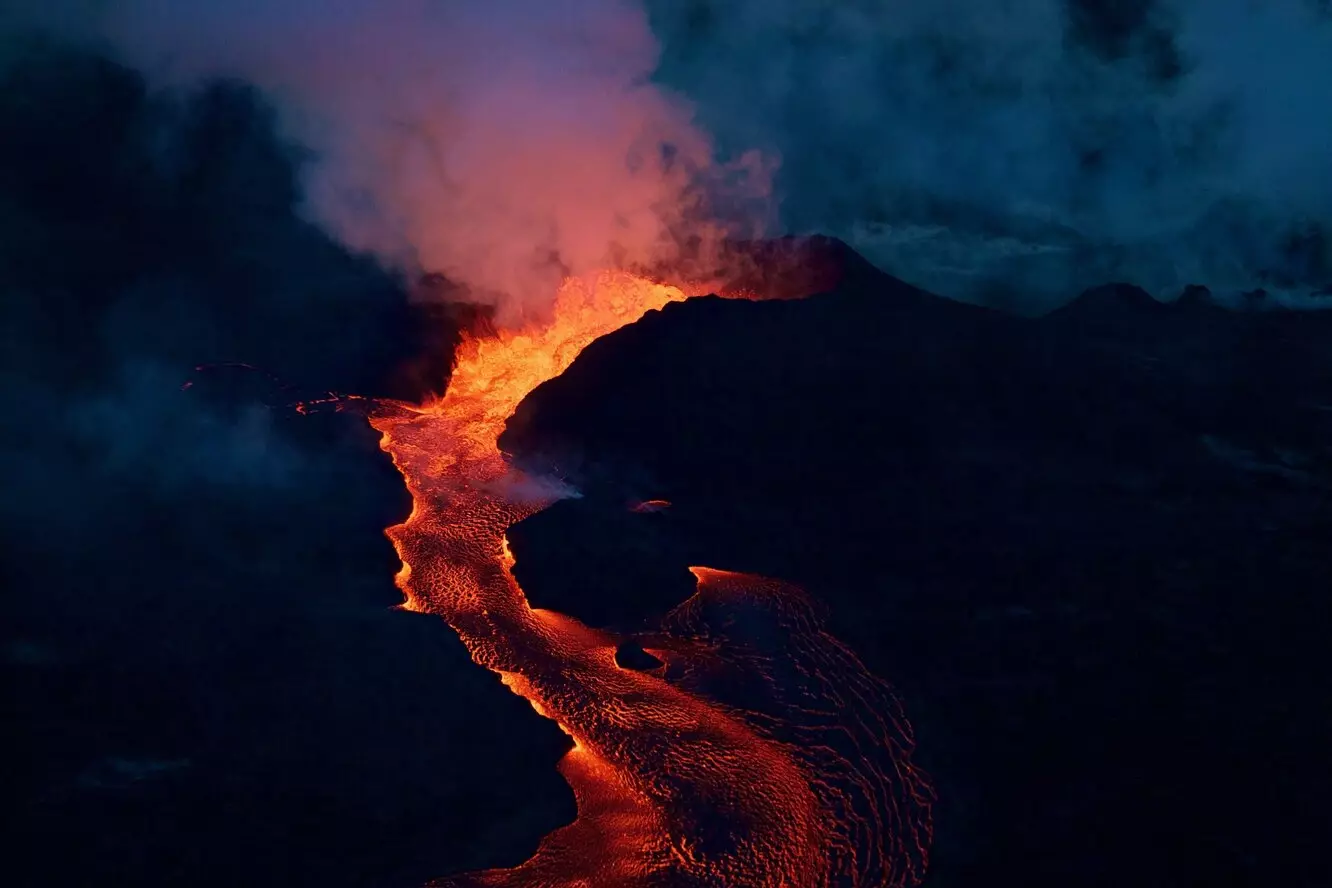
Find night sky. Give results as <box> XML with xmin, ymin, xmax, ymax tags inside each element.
<box><xmin>4</xmin><ymin>3</ymin><xmax>1331</xmax><ymax>887</ymax></box>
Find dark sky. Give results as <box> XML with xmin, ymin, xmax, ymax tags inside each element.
<box><xmin>645</xmin><ymin>0</ymin><xmax>1332</xmax><ymax>308</ymax></box>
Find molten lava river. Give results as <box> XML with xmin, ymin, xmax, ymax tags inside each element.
<box><xmin>368</xmin><ymin>272</ymin><xmax>934</xmax><ymax>887</ymax></box>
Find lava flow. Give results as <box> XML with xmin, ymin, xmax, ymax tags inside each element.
<box><xmin>370</xmin><ymin>270</ymin><xmax>933</xmax><ymax>887</ymax></box>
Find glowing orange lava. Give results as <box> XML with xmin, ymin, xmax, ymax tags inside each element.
<box><xmin>370</xmin><ymin>271</ymin><xmax>933</xmax><ymax>886</ymax></box>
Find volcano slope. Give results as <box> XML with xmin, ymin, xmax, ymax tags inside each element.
<box><xmin>501</xmin><ymin>239</ymin><xmax>1332</xmax><ymax>888</ymax></box>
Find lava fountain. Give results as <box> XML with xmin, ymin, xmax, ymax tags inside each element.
<box><xmin>370</xmin><ymin>270</ymin><xmax>933</xmax><ymax>886</ymax></box>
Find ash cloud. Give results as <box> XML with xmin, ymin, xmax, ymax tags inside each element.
<box><xmin>647</xmin><ymin>0</ymin><xmax>1332</xmax><ymax>310</ymax></box>
<box><xmin>34</xmin><ymin>0</ymin><xmax>769</xmax><ymax>325</ymax></box>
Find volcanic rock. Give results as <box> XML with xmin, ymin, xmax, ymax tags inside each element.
<box><xmin>614</xmin><ymin>641</ymin><xmax>664</xmax><ymax>672</ymax></box>
<box><xmin>1176</xmin><ymin>283</ymin><xmax>1213</xmax><ymax>308</ymax></box>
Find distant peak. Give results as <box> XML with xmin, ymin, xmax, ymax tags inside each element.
<box><xmin>1059</xmin><ymin>283</ymin><xmax>1163</xmax><ymax>315</ymax></box>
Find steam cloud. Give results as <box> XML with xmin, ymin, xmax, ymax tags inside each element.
<box><xmin>9</xmin><ymin>0</ymin><xmax>1332</xmax><ymax>314</ymax></box>
<box><xmin>19</xmin><ymin>0</ymin><xmax>765</xmax><ymax>325</ymax></box>
<box><xmin>648</xmin><ymin>0</ymin><xmax>1332</xmax><ymax>310</ymax></box>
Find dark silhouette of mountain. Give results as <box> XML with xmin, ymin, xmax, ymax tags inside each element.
<box><xmin>501</xmin><ymin>238</ymin><xmax>1332</xmax><ymax>888</ymax></box>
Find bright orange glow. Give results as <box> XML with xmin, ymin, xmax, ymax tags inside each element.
<box><xmin>369</xmin><ymin>271</ymin><xmax>932</xmax><ymax>886</ymax></box>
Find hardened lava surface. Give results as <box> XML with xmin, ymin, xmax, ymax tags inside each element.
<box><xmin>370</xmin><ymin>271</ymin><xmax>932</xmax><ymax>886</ymax></box>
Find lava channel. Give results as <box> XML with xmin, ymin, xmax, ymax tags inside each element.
<box><xmin>369</xmin><ymin>271</ymin><xmax>933</xmax><ymax>887</ymax></box>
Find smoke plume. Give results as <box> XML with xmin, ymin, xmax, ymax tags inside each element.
<box><xmin>647</xmin><ymin>0</ymin><xmax>1332</xmax><ymax>310</ymax></box>
<box><xmin>21</xmin><ymin>0</ymin><xmax>765</xmax><ymax>325</ymax></box>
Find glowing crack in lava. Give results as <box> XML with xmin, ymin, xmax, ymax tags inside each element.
<box><xmin>370</xmin><ymin>271</ymin><xmax>933</xmax><ymax>886</ymax></box>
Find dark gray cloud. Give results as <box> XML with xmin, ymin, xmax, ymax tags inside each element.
<box><xmin>647</xmin><ymin>0</ymin><xmax>1332</xmax><ymax>309</ymax></box>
